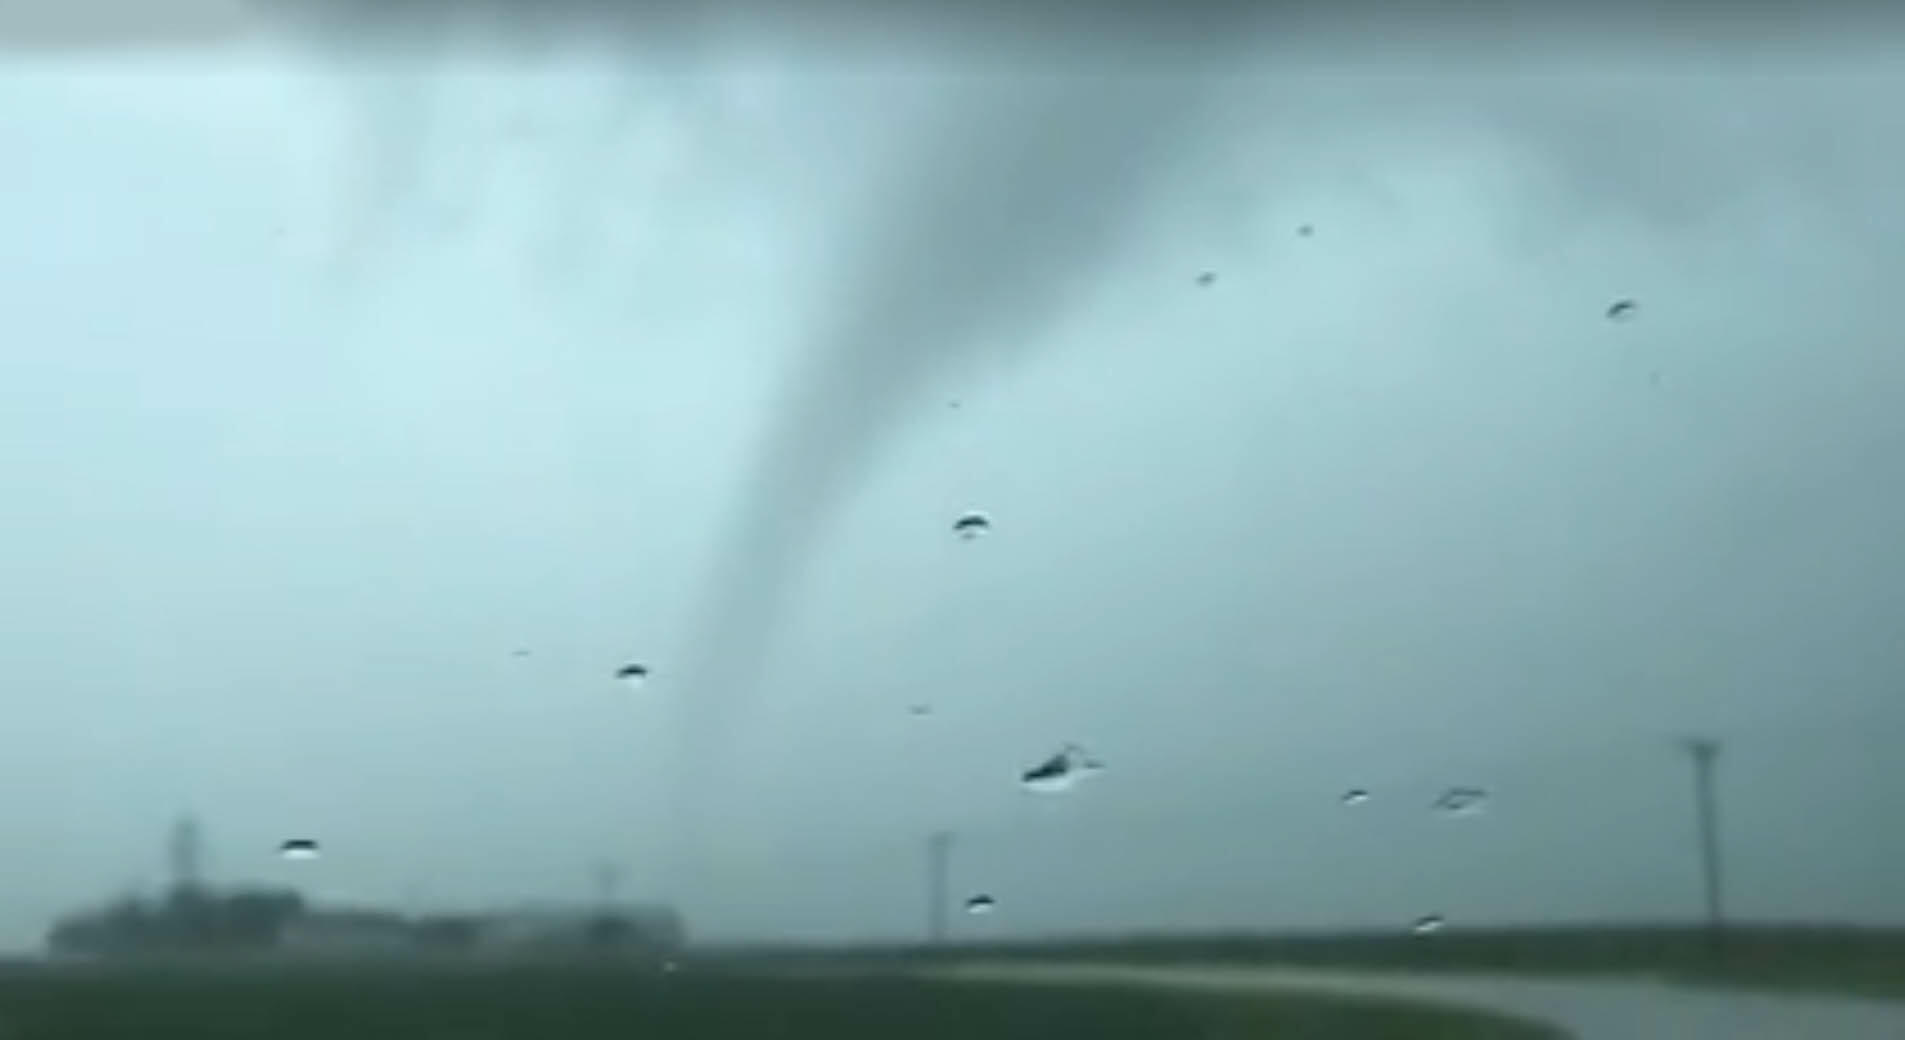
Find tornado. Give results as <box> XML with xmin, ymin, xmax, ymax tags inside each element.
<box><xmin>671</xmin><ymin>34</ymin><xmax>1246</xmax><ymax>851</ymax></box>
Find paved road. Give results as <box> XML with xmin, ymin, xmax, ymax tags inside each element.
<box><xmin>932</xmin><ymin>961</ymin><xmax>1905</xmax><ymax>1039</ymax></box>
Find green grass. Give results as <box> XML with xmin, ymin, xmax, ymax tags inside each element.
<box><xmin>0</xmin><ymin>961</ymin><xmax>1562</xmax><ymax>1039</ymax></box>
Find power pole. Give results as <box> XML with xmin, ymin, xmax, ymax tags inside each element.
<box><xmin>926</xmin><ymin>830</ymin><xmax>952</xmax><ymax>946</ymax></box>
<box><xmin>1679</xmin><ymin>737</ymin><xmax>1727</xmax><ymax>951</ymax></box>
<box><xmin>592</xmin><ymin>861</ymin><xmax>625</xmax><ymax>911</ymax></box>
<box><xmin>167</xmin><ymin>814</ymin><xmax>204</xmax><ymax>892</ymax></box>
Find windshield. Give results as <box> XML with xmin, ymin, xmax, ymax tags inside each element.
<box><xmin>4</xmin><ymin>5</ymin><xmax>1903</xmax><ymax>1038</ymax></box>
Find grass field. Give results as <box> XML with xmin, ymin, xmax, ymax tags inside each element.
<box><xmin>0</xmin><ymin>961</ymin><xmax>1564</xmax><ymax>1039</ymax></box>
<box><xmin>724</xmin><ymin>924</ymin><xmax>1905</xmax><ymax>1002</ymax></box>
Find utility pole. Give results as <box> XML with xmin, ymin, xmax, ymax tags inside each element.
<box><xmin>592</xmin><ymin>861</ymin><xmax>625</xmax><ymax>911</ymax></box>
<box><xmin>1679</xmin><ymin>737</ymin><xmax>1727</xmax><ymax>951</ymax></box>
<box><xmin>926</xmin><ymin>830</ymin><xmax>952</xmax><ymax>945</ymax></box>
<box><xmin>168</xmin><ymin>814</ymin><xmax>204</xmax><ymax>892</ymax></box>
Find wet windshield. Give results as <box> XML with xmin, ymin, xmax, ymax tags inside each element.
<box><xmin>3</xmin><ymin>4</ymin><xmax>1902</xmax><ymax>1038</ymax></box>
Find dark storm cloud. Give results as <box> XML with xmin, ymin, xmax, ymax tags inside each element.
<box><xmin>0</xmin><ymin>0</ymin><xmax>248</xmax><ymax>49</ymax></box>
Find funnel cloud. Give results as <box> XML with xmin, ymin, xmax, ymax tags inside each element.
<box><xmin>671</xmin><ymin>59</ymin><xmax>1227</xmax><ymax>810</ymax></box>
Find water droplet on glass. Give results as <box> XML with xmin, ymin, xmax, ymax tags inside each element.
<box><xmin>1411</xmin><ymin>915</ymin><xmax>1446</xmax><ymax>935</ymax></box>
<box><xmin>1341</xmin><ymin>789</ymin><xmax>1371</xmax><ymax>806</ymax></box>
<box><xmin>1434</xmin><ymin>787</ymin><xmax>1488</xmax><ymax>816</ymax></box>
<box><xmin>964</xmin><ymin>894</ymin><xmax>997</xmax><ymax>915</ymax></box>
<box><xmin>1021</xmin><ymin>761</ymin><xmax>1076</xmax><ymax>794</ymax></box>
<box><xmin>511</xmin><ymin>649</ymin><xmax>531</xmax><ymax>658</ymax></box>
<box><xmin>615</xmin><ymin>663</ymin><xmax>650</xmax><ymax>689</ymax></box>
<box><xmin>1195</xmin><ymin>271</ymin><xmax>1217</xmax><ymax>287</ymax></box>
<box><xmin>661</xmin><ymin>960</ymin><xmax>680</xmax><ymax>973</ymax></box>
<box><xmin>908</xmin><ymin>704</ymin><xmax>933</xmax><ymax>717</ymax></box>
<box><xmin>1606</xmin><ymin>298</ymin><xmax>1638</xmax><ymax>321</ymax></box>
<box><xmin>1297</xmin><ymin>224</ymin><xmax>1314</xmax><ymax>237</ymax></box>
<box><xmin>952</xmin><ymin>512</ymin><xmax>992</xmax><ymax>541</ymax></box>
<box><xmin>279</xmin><ymin>839</ymin><xmax>321</xmax><ymax>862</ymax></box>
<box><xmin>1019</xmin><ymin>744</ymin><xmax>1103</xmax><ymax>794</ymax></box>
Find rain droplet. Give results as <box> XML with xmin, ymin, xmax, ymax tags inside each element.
<box><xmin>1297</xmin><ymin>224</ymin><xmax>1314</xmax><ymax>237</ymax></box>
<box><xmin>1195</xmin><ymin>271</ymin><xmax>1217</xmax><ymax>287</ymax></box>
<box><xmin>1434</xmin><ymin>787</ymin><xmax>1488</xmax><ymax>816</ymax></box>
<box><xmin>511</xmin><ymin>649</ymin><xmax>531</xmax><ymax>658</ymax></box>
<box><xmin>952</xmin><ymin>512</ymin><xmax>992</xmax><ymax>541</ymax></box>
<box><xmin>279</xmin><ymin>839</ymin><xmax>321</xmax><ymax>862</ymax></box>
<box><xmin>615</xmin><ymin>663</ymin><xmax>650</xmax><ymax>688</ymax></box>
<box><xmin>661</xmin><ymin>960</ymin><xmax>680</xmax><ymax>973</ymax></box>
<box><xmin>1341</xmin><ymin>789</ymin><xmax>1371</xmax><ymax>806</ymax></box>
<box><xmin>1019</xmin><ymin>744</ymin><xmax>1103</xmax><ymax>794</ymax></box>
<box><xmin>1021</xmin><ymin>763</ymin><xmax>1076</xmax><ymax>794</ymax></box>
<box><xmin>908</xmin><ymin>704</ymin><xmax>933</xmax><ymax>717</ymax></box>
<box><xmin>1606</xmin><ymin>298</ymin><xmax>1638</xmax><ymax>321</ymax></box>
<box><xmin>1411</xmin><ymin>915</ymin><xmax>1446</xmax><ymax>935</ymax></box>
<box><xmin>964</xmin><ymin>894</ymin><xmax>998</xmax><ymax>915</ymax></box>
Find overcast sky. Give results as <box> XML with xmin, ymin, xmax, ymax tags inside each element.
<box><xmin>0</xmin><ymin>6</ymin><xmax>1902</xmax><ymax>951</ymax></box>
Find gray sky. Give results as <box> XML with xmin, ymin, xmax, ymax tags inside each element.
<box><xmin>1</xmin><ymin>7</ymin><xmax>1903</xmax><ymax>950</ymax></box>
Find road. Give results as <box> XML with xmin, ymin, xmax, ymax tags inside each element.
<box><xmin>931</xmin><ymin>961</ymin><xmax>1905</xmax><ymax>1039</ymax></box>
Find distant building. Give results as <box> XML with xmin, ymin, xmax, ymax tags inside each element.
<box><xmin>473</xmin><ymin>903</ymin><xmax>686</xmax><ymax>957</ymax></box>
<box><xmin>46</xmin><ymin>884</ymin><xmax>687</xmax><ymax>962</ymax></box>
<box><xmin>45</xmin><ymin>884</ymin><xmax>307</xmax><ymax>959</ymax></box>
<box><xmin>278</xmin><ymin>908</ymin><xmax>413</xmax><ymax>958</ymax></box>
<box><xmin>411</xmin><ymin>914</ymin><xmax>484</xmax><ymax>953</ymax></box>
